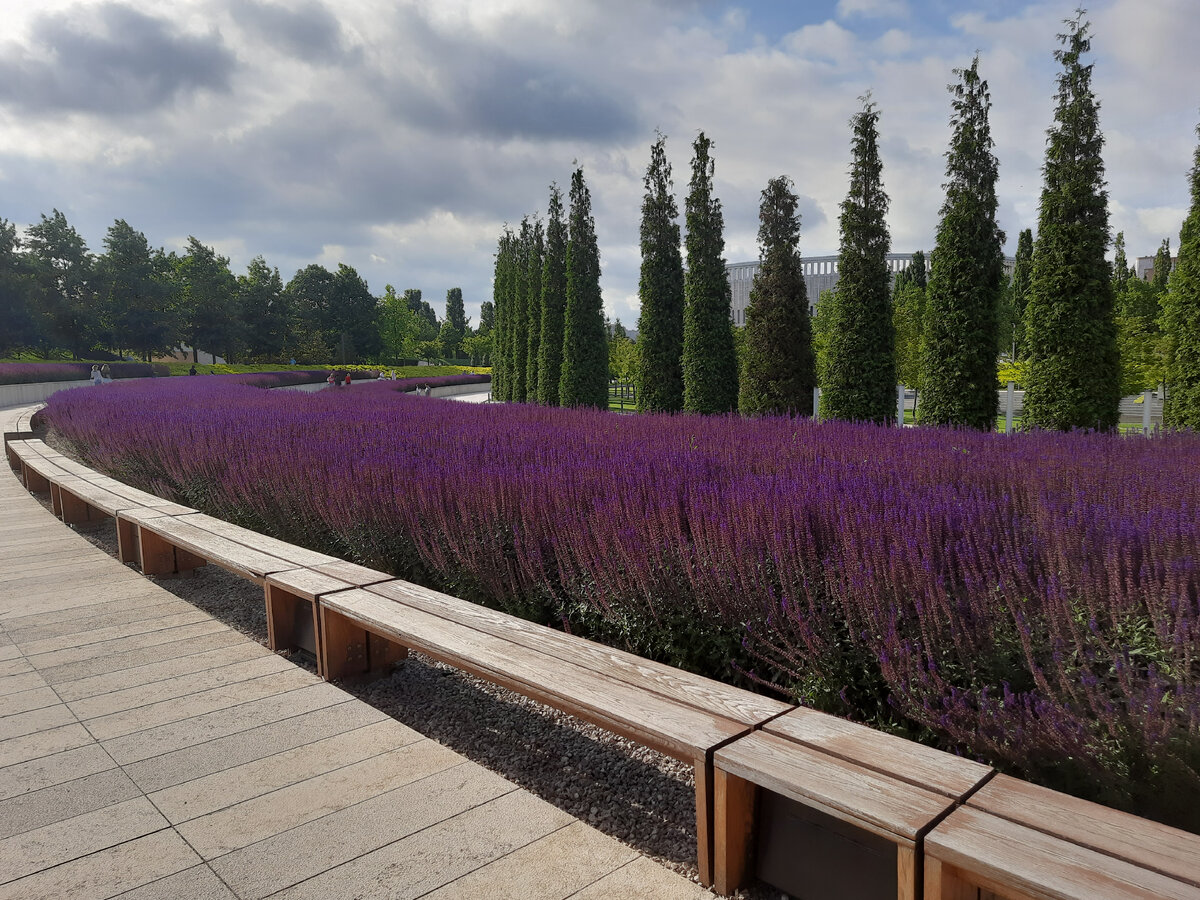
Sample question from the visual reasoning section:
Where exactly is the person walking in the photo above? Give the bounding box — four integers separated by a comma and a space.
344, 373, 352, 387
327, 371, 337, 389
91, 365, 102, 385
100, 363, 112, 382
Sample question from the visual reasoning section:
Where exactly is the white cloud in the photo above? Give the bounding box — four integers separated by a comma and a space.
836, 0, 909, 20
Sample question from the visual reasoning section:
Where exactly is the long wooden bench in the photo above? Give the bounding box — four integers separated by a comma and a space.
319, 579, 792, 886
3, 406, 38, 470
921, 773, 1200, 899
713, 706, 994, 898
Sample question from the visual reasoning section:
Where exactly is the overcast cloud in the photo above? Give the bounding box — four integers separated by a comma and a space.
0, 0, 1196, 329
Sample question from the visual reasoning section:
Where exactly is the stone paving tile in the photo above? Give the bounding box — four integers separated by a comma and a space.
0, 684, 59, 717
0, 721, 93, 768
150, 719, 421, 824
15, 610, 214, 657
0, 744, 118, 801
421, 820, 638, 900
0, 827, 201, 900
103, 681, 352, 765
123, 698, 386, 793
179, 739, 464, 858
568, 856, 712, 899
66, 653, 297, 721
0, 671, 46, 696
0, 767, 141, 840
208, 763, 516, 900
85, 665, 317, 740
0, 657, 32, 677
0, 702, 76, 740
110, 864, 238, 900
55, 639, 274, 702
271, 788, 576, 900
31, 620, 235, 678
1, 590, 176, 630
5, 599, 197, 644
0, 796, 168, 885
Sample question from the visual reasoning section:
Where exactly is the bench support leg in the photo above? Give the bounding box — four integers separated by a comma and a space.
922, 857, 978, 900
714, 767, 757, 895
898, 843, 919, 900
265, 585, 320, 660
694, 756, 715, 888
117, 516, 139, 564
24, 465, 50, 494
50, 483, 63, 518
138, 527, 178, 576
175, 548, 207, 576
59, 489, 91, 525
319, 605, 407, 681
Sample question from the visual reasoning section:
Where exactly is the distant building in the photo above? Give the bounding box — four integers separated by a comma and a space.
726, 252, 1015, 326
1135, 255, 1177, 283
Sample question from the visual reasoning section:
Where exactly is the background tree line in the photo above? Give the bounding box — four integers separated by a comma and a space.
0, 212, 489, 366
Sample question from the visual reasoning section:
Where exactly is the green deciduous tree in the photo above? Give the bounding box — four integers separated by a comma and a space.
1023, 12, 1120, 431
178, 237, 239, 362
96, 219, 175, 362
920, 57, 1004, 430
1112, 230, 1132, 293
0, 219, 37, 355
1153, 238, 1173, 292
892, 280, 925, 398
25, 209, 96, 358
682, 133, 737, 413
1163, 123, 1200, 429
378, 284, 420, 362
286, 264, 337, 362
479, 300, 495, 335
822, 98, 895, 424
559, 168, 608, 408
538, 184, 568, 406
635, 134, 686, 412
237, 256, 288, 361
738, 175, 815, 416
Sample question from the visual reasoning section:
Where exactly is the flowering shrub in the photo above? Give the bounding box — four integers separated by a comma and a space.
41, 377, 1200, 828
0, 362, 168, 384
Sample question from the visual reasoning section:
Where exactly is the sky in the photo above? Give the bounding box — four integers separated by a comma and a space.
1, 0, 1197, 331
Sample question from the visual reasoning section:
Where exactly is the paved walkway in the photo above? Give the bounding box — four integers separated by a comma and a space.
0, 406, 709, 900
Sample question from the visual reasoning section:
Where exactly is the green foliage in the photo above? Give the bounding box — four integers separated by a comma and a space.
1023, 13, 1120, 431
1008, 228, 1034, 359
559, 168, 608, 408
441, 287, 467, 358
460, 331, 492, 365
510, 217, 532, 402
491, 229, 515, 401
0, 219, 37, 356
26, 209, 96, 357
1117, 313, 1163, 395
682, 132, 738, 413
1153, 238, 1173, 292
1113, 230, 1132, 293
237, 256, 288, 361
525, 222, 544, 401
609, 332, 637, 384
329, 263, 380, 363
95, 219, 175, 362
822, 98, 896, 424
377, 284, 420, 363
178, 237, 239, 362
812, 287, 840, 388
479, 300, 494, 335
1163, 123, 1200, 428
919, 57, 1004, 430
892, 281, 925, 392
635, 134, 686, 412
738, 175, 816, 416
538, 184, 568, 407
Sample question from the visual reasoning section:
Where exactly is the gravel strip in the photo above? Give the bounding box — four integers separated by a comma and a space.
28, 435, 785, 898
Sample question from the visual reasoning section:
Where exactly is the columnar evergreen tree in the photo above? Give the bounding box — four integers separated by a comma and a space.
682, 133, 737, 413
525, 220, 544, 401
1112, 230, 1131, 292
1153, 238, 1173, 292
1010, 228, 1034, 359
738, 175, 815, 416
559, 168, 608, 408
1163, 123, 1200, 429
635, 134, 686, 412
492, 228, 514, 400
1023, 12, 1120, 430
509, 218, 532, 402
537, 185, 568, 406
440, 287, 466, 359
908, 249, 927, 290
822, 98, 895, 424
920, 57, 1004, 430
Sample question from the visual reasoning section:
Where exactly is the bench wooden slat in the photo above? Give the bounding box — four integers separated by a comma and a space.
311, 560, 394, 586
178, 513, 339, 568
926, 805, 1200, 900
87, 476, 194, 515
367, 580, 790, 728
323, 588, 746, 761
126, 512, 295, 582
967, 774, 1200, 889
714, 730, 953, 845
266, 568, 361, 600
764, 707, 991, 799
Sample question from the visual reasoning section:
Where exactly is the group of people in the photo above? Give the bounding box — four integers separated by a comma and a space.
89, 364, 111, 385
326, 371, 353, 388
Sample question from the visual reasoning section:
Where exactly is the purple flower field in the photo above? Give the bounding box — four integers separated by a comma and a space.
41, 376, 1200, 827
0, 361, 167, 384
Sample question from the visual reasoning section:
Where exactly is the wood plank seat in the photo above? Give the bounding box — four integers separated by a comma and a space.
714, 707, 994, 898
3, 409, 38, 470
263, 563, 394, 674
320, 583, 791, 886
924, 805, 1200, 900
9, 439, 70, 495
941, 774, 1200, 897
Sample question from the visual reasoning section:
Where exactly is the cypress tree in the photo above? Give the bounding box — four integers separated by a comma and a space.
909, 249, 927, 290
559, 168, 608, 408
491, 228, 513, 400
1024, 12, 1120, 431
682, 132, 738, 413
509, 218, 531, 402
525, 219, 544, 402
1010, 228, 1034, 359
1112, 230, 1131, 293
920, 57, 1004, 430
822, 97, 895, 424
1153, 238, 1173, 292
538, 184, 567, 407
738, 175, 815, 416
635, 134, 686, 412
1163, 123, 1200, 429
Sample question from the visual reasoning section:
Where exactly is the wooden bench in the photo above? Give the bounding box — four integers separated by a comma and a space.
263, 562, 394, 674
3, 407, 39, 471
713, 706, 994, 898
319, 579, 792, 886
920, 773, 1200, 899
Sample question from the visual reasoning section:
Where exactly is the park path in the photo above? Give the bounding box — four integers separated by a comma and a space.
0, 403, 708, 900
